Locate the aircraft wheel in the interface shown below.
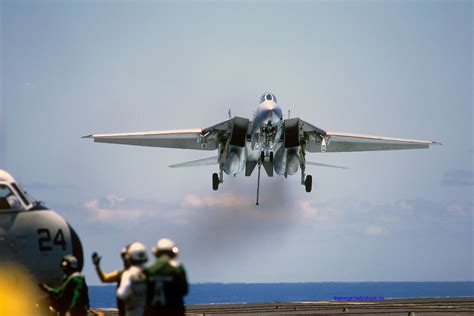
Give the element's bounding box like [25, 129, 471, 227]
[260, 151, 265, 162]
[212, 173, 219, 191]
[269, 151, 273, 162]
[305, 175, 312, 193]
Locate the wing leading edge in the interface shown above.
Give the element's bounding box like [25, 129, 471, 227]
[82, 129, 214, 150]
[298, 119, 439, 153]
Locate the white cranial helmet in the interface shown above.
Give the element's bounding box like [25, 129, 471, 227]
[61, 255, 79, 270]
[152, 238, 179, 257]
[126, 242, 148, 264]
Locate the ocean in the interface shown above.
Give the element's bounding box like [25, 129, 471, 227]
[89, 282, 474, 307]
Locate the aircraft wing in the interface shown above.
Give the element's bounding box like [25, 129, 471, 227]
[296, 119, 439, 152]
[83, 119, 236, 151]
[305, 130, 439, 153]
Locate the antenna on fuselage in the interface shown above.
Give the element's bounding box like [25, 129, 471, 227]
[287, 109, 291, 119]
[228, 109, 232, 119]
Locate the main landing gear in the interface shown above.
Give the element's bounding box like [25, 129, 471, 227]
[304, 174, 312, 193]
[300, 146, 312, 193]
[212, 169, 224, 191]
[212, 173, 219, 191]
[260, 150, 273, 162]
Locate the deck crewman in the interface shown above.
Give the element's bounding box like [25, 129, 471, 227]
[92, 244, 130, 316]
[39, 255, 89, 316]
[116, 242, 148, 316]
[144, 238, 189, 316]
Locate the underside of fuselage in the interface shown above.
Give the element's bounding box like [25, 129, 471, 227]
[222, 142, 300, 178]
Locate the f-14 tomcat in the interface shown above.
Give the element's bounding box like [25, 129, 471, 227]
[85, 93, 438, 204]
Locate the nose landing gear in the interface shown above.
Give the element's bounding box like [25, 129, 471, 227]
[260, 150, 274, 162]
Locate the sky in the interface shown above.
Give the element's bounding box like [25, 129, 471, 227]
[1, 1, 472, 284]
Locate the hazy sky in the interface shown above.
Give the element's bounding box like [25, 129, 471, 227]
[1, 1, 472, 284]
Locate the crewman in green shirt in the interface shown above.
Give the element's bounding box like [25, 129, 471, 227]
[39, 255, 89, 316]
[144, 238, 188, 316]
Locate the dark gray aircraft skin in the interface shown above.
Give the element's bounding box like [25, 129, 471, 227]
[0, 170, 83, 286]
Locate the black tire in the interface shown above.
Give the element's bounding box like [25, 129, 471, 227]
[212, 173, 219, 191]
[260, 151, 265, 162]
[305, 175, 312, 193]
[269, 151, 274, 162]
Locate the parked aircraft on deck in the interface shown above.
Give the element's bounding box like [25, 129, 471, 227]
[0, 170, 83, 285]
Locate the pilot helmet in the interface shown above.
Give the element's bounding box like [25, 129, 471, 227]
[6, 195, 22, 210]
[125, 242, 148, 264]
[152, 238, 179, 257]
[61, 254, 79, 270]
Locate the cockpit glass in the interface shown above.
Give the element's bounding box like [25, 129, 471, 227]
[11, 183, 31, 207]
[260, 93, 277, 103]
[0, 184, 15, 210]
[0, 185, 13, 198]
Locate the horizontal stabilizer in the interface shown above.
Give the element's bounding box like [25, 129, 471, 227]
[306, 161, 348, 169]
[169, 156, 218, 168]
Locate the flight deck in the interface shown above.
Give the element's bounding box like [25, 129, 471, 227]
[89, 297, 473, 315]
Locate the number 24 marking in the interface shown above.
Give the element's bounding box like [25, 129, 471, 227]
[37, 228, 66, 251]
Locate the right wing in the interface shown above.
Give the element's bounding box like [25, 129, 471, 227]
[83, 119, 238, 151]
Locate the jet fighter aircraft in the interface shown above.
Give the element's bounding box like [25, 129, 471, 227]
[84, 93, 438, 204]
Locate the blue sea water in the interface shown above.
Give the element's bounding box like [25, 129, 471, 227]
[89, 282, 474, 307]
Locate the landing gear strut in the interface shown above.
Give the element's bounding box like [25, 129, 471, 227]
[300, 145, 312, 193]
[256, 161, 262, 205]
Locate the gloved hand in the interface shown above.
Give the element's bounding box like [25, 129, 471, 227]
[92, 252, 101, 266]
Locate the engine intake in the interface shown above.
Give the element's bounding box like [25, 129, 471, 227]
[284, 118, 300, 148]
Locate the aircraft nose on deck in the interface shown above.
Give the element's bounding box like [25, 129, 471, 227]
[67, 223, 84, 272]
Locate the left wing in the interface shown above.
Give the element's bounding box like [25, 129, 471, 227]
[295, 119, 439, 153]
[83, 118, 240, 151]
